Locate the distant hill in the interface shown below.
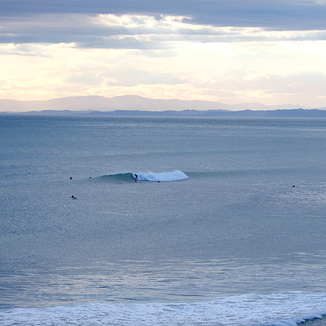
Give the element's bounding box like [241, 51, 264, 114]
[0, 95, 303, 111]
[1, 95, 326, 117]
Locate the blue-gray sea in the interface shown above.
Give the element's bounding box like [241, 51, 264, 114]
[1, 115, 326, 326]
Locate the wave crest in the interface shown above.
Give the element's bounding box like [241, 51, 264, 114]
[133, 170, 188, 182]
[97, 170, 188, 183]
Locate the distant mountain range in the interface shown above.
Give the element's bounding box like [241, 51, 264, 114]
[1, 95, 326, 117]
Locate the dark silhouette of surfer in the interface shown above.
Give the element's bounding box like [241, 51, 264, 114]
[71, 195, 77, 199]
[134, 174, 138, 181]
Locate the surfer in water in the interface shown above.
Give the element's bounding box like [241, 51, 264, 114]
[134, 174, 138, 181]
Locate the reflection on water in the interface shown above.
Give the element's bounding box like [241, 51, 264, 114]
[2, 253, 326, 308]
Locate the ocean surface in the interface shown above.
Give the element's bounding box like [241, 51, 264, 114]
[1, 115, 326, 325]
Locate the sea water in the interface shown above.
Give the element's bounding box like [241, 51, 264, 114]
[1, 115, 326, 325]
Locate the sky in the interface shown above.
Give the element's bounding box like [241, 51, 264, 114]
[1, 0, 326, 109]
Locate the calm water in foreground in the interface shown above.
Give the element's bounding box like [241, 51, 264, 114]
[1, 115, 326, 325]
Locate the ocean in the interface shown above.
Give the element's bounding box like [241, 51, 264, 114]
[1, 115, 326, 325]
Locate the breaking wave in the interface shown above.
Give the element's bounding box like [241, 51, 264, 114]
[1, 292, 326, 326]
[97, 170, 188, 183]
[132, 170, 188, 182]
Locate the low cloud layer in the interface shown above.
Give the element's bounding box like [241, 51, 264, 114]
[1, 13, 326, 50]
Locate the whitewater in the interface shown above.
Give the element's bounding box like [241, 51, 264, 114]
[132, 170, 188, 182]
[2, 292, 326, 326]
[1, 115, 326, 326]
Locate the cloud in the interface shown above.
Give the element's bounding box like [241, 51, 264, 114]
[1, 1, 326, 108]
[65, 59, 186, 87]
[105, 68, 186, 86]
[2, 0, 326, 30]
[0, 44, 50, 56]
[0, 0, 326, 30]
[1, 13, 326, 51]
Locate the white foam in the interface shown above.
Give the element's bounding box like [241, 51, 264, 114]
[1, 292, 326, 326]
[133, 170, 188, 182]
